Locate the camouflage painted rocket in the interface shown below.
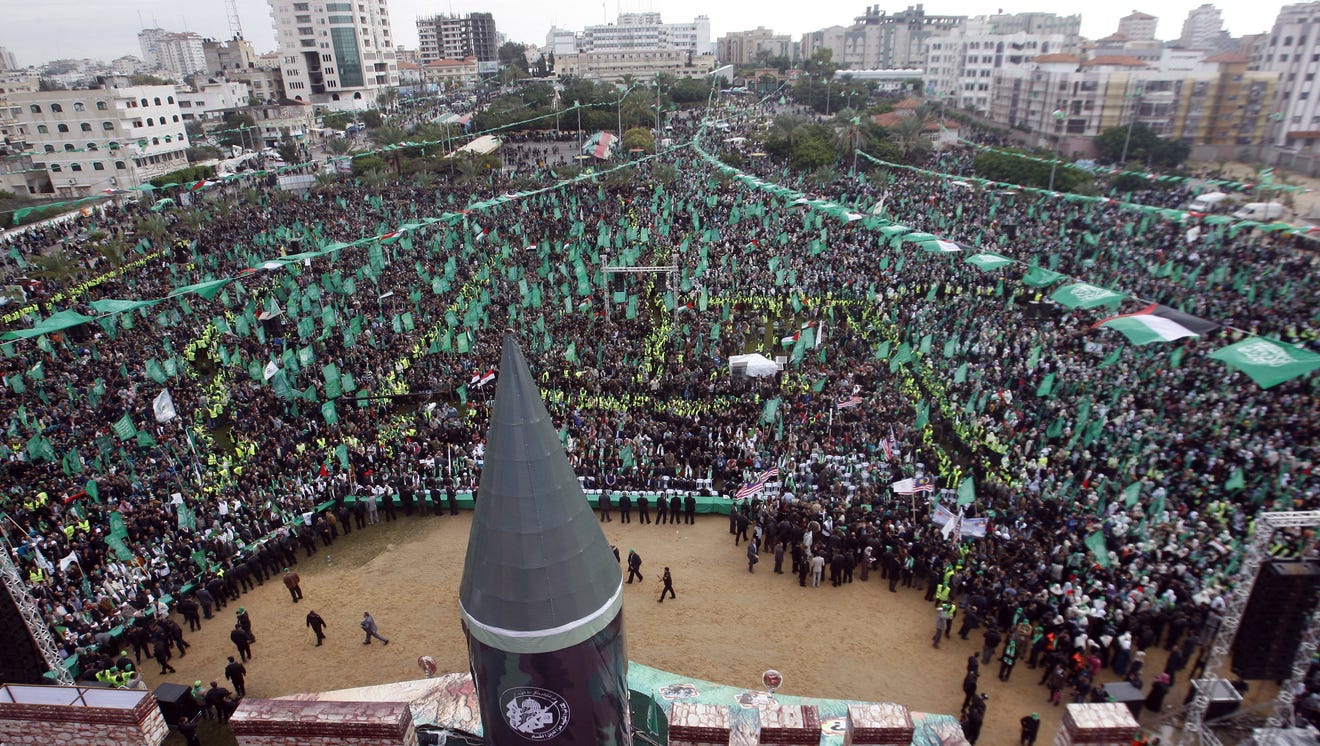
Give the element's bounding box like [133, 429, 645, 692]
[459, 334, 631, 744]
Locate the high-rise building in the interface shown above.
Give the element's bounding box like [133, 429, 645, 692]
[138, 29, 209, 77]
[717, 28, 795, 66]
[1257, 1, 1320, 147]
[1116, 11, 1159, 41]
[416, 12, 498, 70]
[268, 0, 398, 111]
[1178, 4, 1225, 49]
[801, 5, 962, 70]
[0, 47, 18, 72]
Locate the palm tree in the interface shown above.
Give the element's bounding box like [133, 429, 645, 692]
[368, 125, 409, 173]
[837, 120, 867, 171]
[375, 88, 398, 117]
[313, 172, 339, 192]
[96, 237, 131, 269]
[361, 168, 390, 191]
[890, 116, 930, 162]
[179, 209, 208, 239]
[326, 137, 353, 157]
[134, 214, 168, 248]
[32, 248, 83, 289]
[453, 153, 483, 185]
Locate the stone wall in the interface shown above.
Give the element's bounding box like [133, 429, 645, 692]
[229, 698, 416, 746]
[0, 687, 168, 746]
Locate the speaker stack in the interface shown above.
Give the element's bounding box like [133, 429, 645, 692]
[1232, 559, 1320, 680]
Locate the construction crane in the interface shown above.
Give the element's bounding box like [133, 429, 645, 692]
[0, 537, 74, 685]
[226, 0, 245, 40]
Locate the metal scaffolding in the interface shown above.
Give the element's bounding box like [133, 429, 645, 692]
[0, 540, 74, 685]
[1183, 510, 1320, 745]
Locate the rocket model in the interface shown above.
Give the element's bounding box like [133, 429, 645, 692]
[459, 334, 631, 745]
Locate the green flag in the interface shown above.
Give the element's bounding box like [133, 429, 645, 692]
[964, 252, 1015, 272]
[956, 477, 976, 507]
[1209, 337, 1320, 389]
[761, 398, 781, 425]
[1022, 265, 1064, 287]
[112, 413, 135, 441]
[1085, 531, 1112, 568]
[1225, 467, 1245, 492]
[1036, 373, 1056, 397]
[321, 400, 338, 425]
[1050, 282, 1127, 310]
[1123, 481, 1142, 508]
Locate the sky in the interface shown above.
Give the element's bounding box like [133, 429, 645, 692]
[4, 0, 1290, 67]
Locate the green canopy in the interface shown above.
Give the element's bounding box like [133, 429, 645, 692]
[0, 309, 94, 340]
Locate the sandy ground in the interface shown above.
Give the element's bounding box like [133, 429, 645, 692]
[140, 511, 1255, 746]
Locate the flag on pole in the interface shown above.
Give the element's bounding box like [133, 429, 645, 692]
[891, 476, 936, 494]
[836, 395, 863, 409]
[112, 413, 135, 441]
[153, 389, 177, 423]
[735, 467, 780, 500]
[477, 369, 497, 388]
[263, 360, 280, 381]
[1092, 303, 1219, 345]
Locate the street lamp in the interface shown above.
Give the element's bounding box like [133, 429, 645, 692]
[1047, 108, 1067, 192]
[1120, 82, 1144, 166]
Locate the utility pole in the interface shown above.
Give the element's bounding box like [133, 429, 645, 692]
[1047, 109, 1067, 192]
[1119, 80, 1143, 166]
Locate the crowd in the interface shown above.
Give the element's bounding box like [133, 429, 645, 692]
[0, 89, 1316, 738]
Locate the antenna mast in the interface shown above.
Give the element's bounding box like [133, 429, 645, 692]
[226, 0, 245, 39]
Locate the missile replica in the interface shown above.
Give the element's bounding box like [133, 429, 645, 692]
[459, 334, 631, 744]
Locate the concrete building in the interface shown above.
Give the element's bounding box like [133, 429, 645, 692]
[1116, 11, 1159, 42]
[210, 101, 315, 149]
[8, 81, 190, 196]
[203, 37, 261, 75]
[549, 14, 713, 56]
[717, 28, 795, 66]
[111, 56, 147, 76]
[553, 50, 716, 83]
[175, 81, 252, 122]
[801, 5, 963, 71]
[138, 29, 209, 77]
[268, 0, 399, 111]
[416, 13, 498, 68]
[924, 15, 1073, 115]
[1256, 2, 1320, 149]
[987, 53, 1280, 158]
[0, 47, 18, 72]
[1178, 4, 1225, 49]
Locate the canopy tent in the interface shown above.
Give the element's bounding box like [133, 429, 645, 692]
[450, 134, 501, 157]
[728, 353, 779, 378]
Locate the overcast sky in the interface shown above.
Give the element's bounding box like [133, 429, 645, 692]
[5, 0, 1286, 67]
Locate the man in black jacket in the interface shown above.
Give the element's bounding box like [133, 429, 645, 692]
[626, 550, 643, 584]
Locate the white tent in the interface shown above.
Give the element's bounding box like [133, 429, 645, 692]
[728, 353, 780, 378]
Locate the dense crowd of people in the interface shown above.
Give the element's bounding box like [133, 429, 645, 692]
[0, 88, 1316, 736]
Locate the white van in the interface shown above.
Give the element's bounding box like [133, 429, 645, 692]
[1188, 192, 1231, 212]
[1232, 202, 1286, 221]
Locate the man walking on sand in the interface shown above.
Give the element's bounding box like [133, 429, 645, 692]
[306, 610, 327, 646]
[658, 567, 676, 603]
[282, 568, 303, 603]
[361, 612, 389, 645]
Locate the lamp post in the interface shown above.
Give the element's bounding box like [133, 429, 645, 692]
[1119, 82, 1144, 166]
[1047, 108, 1067, 192]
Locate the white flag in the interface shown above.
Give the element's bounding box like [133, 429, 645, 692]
[263, 361, 280, 380]
[59, 551, 79, 573]
[153, 389, 177, 422]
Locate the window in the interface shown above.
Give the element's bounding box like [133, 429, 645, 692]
[140, 98, 148, 106]
[152, 137, 160, 145]
[87, 143, 97, 150]
[81, 123, 92, 131]
[93, 162, 105, 171]
[65, 144, 75, 151]
[29, 104, 40, 113]
[70, 163, 82, 172]
[153, 97, 161, 105]
[296, 14, 311, 22]
[43, 144, 55, 153]
[293, 2, 308, 8]
[57, 124, 69, 133]
[299, 27, 314, 35]
[50, 103, 63, 112]
[115, 161, 126, 169]
[37, 125, 48, 133]
[96, 100, 108, 110]
[50, 164, 61, 172]
[73, 102, 85, 111]
[167, 96, 174, 103]
[172, 115, 179, 122]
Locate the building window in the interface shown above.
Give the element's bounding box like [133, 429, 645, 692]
[87, 143, 97, 150]
[70, 163, 82, 172]
[29, 104, 40, 113]
[96, 100, 108, 110]
[167, 96, 174, 103]
[93, 162, 105, 170]
[146, 118, 154, 126]
[57, 124, 69, 133]
[153, 97, 161, 105]
[81, 123, 92, 131]
[50, 103, 63, 112]
[140, 98, 148, 106]
[37, 125, 48, 133]
[115, 161, 126, 169]
[65, 144, 75, 151]
[73, 102, 85, 111]
[43, 144, 55, 153]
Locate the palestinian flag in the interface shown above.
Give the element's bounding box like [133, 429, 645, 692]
[189, 179, 212, 192]
[1092, 304, 1219, 345]
[379, 230, 403, 244]
[780, 322, 813, 347]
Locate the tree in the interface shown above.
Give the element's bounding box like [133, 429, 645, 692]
[31, 249, 82, 289]
[217, 113, 257, 149]
[888, 116, 931, 163]
[326, 137, 353, 156]
[129, 74, 172, 86]
[96, 237, 131, 270]
[1093, 122, 1189, 168]
[368, 125, 409, 173]
[499, 42, 531, 77]
[622, 127, 655, 154]
[361, 110, 384, 129]
[274, 132, 301, 164]
[322, 112, 353, 131]
[375, 88, 398, 115]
